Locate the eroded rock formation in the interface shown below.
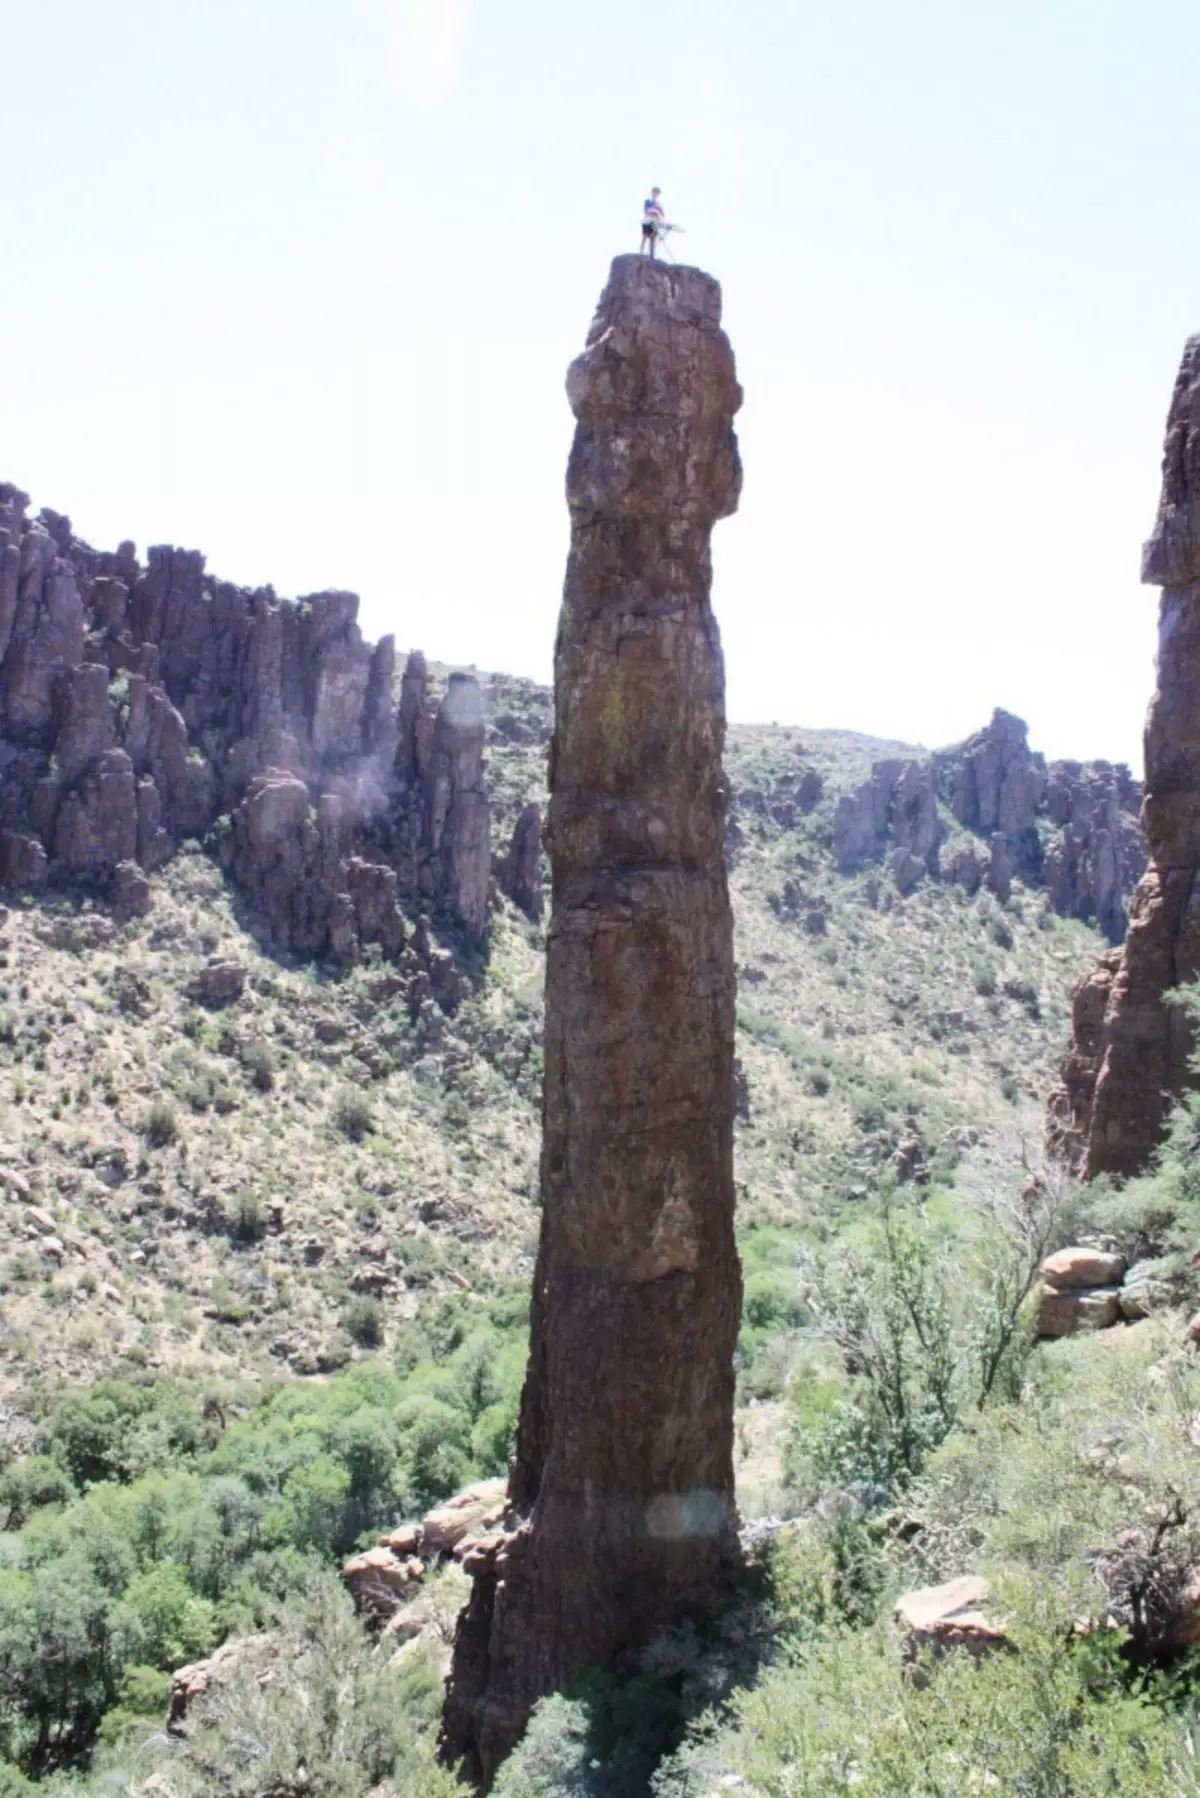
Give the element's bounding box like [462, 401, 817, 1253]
[831, 709, 1143, 937]
[0, 484, 492, 980]
[1050, 336, 1200, 1176]
[441, 255, 744, 1783]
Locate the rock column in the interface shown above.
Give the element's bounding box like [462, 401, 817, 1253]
[1050, 336, 1200, 1175]
[441, 255, 744, 1783]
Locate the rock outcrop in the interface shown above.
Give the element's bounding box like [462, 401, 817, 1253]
[831, 710, 1143, 936]
[1035, 1245, 1127, 1337]
[441, 255, 744, 1784]
[894, 1576, 1006, 1666]
[0, 484, 492, 975]
[1050, 337, 1200, 1176]
[495, 802, 543, 919]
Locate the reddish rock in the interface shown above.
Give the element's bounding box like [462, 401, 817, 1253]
[441, 255, 744, 1784]
[1040, 1246, 1126, 1290]
[380, 1522, 424, 1557]
[422, 1478, 507, 1558]
[1052, 335, 1200, 1178]
[1037, 1285, 1123, 1338]
[341, 1546, 424, 1618]
[168, 1635, 276, 1734]
[895, 1576, 1006, 1664]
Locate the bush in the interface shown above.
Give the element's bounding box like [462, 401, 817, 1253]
[344, 1295, 385, 1349]
[786, 1188, 1055, 1507]
[240, 1038, 276, 1092]
[656, 1587, 1200, 1797]
[230, 1189, 264, 1244]
[125, 1576, 461, 1798]
[141, 1098, 178, 1147]
[334, 1090, 374, 1142]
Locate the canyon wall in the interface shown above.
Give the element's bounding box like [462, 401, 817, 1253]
[1049, 335, 1200, 1176]
[441, 255, 744, 1782]
[0, 487, 497, 986]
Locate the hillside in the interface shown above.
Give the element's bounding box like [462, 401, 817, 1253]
[0, 678, 1108, 1425]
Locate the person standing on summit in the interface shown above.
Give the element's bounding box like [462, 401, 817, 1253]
[640, 186, 665, 256]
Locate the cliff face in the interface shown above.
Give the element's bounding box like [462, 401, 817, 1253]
[441, 255, 744, 1783]
[0, 487, 491, 978]
[1049, 336, 1200, 1176]
[832, 709, 1144, 938]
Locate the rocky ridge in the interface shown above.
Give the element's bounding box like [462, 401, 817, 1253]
[0, 485, 548, 1020]
[1051, 336, 1200, 1176]
[832, 708, 1143, 940]
[441, 254, 745, 1783]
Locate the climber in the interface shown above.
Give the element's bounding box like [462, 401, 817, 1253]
[640, 187, 665, 256]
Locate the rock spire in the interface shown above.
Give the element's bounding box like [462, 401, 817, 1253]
[441, 254, 744, 1783]
[1049, 335, 1200, 1175]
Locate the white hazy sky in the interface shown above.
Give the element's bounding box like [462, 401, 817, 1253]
[3, 0, 1197, 768]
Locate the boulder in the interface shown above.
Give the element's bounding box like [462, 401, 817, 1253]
[422, 1477, 507, 1558]
[895, 1576, 1006, 1662]
[1040, 1246, 1126, 1290]
[1037, 1285, 1123, 1338]
[185, 958, 247, 1008]
[342, 1546, 424, 1617]
[168, 1635, 276, 1734]
[380, 1522, 423, 1557]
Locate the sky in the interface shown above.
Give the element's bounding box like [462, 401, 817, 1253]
[2, 0, 1198, 768]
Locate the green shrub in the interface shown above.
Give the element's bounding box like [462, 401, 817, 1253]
[492, 1693, 599, 1796]
[240, 1038, 276, 1092]
[334, 1090, 374, 1142]
[229, 1189, 264, 1244]
[141, 1098, 178, 1147]
[125, 1576, 460, 1798]
[656, 1588, 1200, 1797]
[344, 1295, 385, 1349]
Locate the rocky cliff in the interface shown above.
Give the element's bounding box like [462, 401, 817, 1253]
[1049, 335, 1200, 1177]
[441, 255, 744, 1782]
[832, 709, 1143, 938]
[0, 485, 499, 994]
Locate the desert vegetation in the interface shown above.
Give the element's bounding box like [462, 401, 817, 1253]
[0, 698, 1181, 1793]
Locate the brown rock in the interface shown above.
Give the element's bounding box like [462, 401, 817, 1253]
[110, 858, 151, 918]
[442, 255, 743, 1785]
[422, 1478, 507, 1558]
[185, 958, 247, 1008]
[381, 1522, 424, 1557]
[1036, 1284, 1123, 1338]
[895, 1576, 1006, 1663]
[496, 802, 543, 919]
[1040, 1246, 1126, 1290]
[421, 674, 490, 936]
[0, 830, 47, 889]
[342, 1546, 424, 1618]
[1051, 335, 1200, 1178]
[0, 494, 494, 959]
[168, 1635, 276, 1734]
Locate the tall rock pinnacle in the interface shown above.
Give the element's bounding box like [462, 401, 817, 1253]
[1049, 336, 1200, 1176]
[441, 254, 744, 1783]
